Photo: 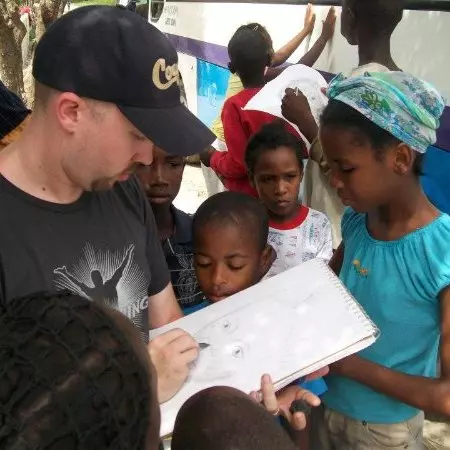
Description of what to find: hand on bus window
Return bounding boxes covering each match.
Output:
[303,3,316,34]
[321,7,336,42]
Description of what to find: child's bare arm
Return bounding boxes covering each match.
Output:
[265,7,336,82]
[270,4,315,67]
[329,243,344,276]
[330,286,450,418]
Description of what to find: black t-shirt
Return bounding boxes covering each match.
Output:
[0,175,169,342]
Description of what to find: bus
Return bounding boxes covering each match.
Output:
[150,0,450,212]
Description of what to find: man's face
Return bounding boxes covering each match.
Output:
[61,100,155,191]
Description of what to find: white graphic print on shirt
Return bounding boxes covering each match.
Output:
[266,208,333,278]
[53,243,149,335]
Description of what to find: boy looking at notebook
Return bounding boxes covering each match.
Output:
[137,147,208,315]
[245,122,333,278]
[192,191,327,448]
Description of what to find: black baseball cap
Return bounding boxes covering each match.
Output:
[32,5,215,156]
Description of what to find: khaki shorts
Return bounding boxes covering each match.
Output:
[311,404,424,449]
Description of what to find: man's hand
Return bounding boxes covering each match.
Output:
[149,328,199,403]
[281,88,319,143]
[199,146,216,167]
[321,7,336,42]
[303,3,316,34]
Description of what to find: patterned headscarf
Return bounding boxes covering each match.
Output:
[327,72,445,154]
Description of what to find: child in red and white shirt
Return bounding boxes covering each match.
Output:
[200,26,306,197]
[245,121,332,278]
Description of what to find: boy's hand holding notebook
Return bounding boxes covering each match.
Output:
[150,258,379,437]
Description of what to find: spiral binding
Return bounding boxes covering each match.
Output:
[317,259,381,339]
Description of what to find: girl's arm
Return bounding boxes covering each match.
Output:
[329,243,344,276]
[205,100,249,179]
[265,7,336,82]
[270,4,315,67]
[330,286,450,418]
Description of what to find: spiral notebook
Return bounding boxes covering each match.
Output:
[150,258,379,437]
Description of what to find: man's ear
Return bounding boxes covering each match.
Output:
[54,92,85,133]
[260,244,276,278]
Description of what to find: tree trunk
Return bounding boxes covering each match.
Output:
[0,0,27,98]
[34,0,66,42]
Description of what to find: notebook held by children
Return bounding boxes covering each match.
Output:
[150,258,379,437]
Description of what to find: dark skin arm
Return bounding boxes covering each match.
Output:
[270,3,315,67]
[265,7,336,82]
[281,88,319,143]
[329,243,344,276]
[199,146,216,168]
[331,286,450,418]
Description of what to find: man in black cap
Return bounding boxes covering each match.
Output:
[0,6,214,403]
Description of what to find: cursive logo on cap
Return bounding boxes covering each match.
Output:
[152,58,180,90]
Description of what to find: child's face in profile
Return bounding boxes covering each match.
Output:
[194,222,271,302]
[320,125,405,213]
[137,146,185,207]
[252,146,303,221]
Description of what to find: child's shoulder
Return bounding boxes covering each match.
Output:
[172,206,193,226]
[307,207,331,224]
[224,88,261,109]
[171,206,194,244]
[421,212,450,246]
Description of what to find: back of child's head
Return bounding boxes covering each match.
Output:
[171,386,297,450]
[343,0,404,42]
[243,22,273,51]
[0,291,156,450]
[245,121,305,176]
[193,191,269,252]
[321,71,445,176]
[228,26,271,85]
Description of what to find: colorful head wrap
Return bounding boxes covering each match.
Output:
[326,72,445,154]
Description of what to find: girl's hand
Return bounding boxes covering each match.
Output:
[304,3,316,34]
[250,374,321,431]
[321,7,336,42]
[281,88,318,143]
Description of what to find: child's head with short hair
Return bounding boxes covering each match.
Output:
[193,192,272,302]
[246,121,305,222]
[228,26,272,87]
[0,291,160,450]
[171,386,297,450]
[243,22,274,59]
[320,72,445,213]
[137,145,185,208]
[341,0,404,46]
